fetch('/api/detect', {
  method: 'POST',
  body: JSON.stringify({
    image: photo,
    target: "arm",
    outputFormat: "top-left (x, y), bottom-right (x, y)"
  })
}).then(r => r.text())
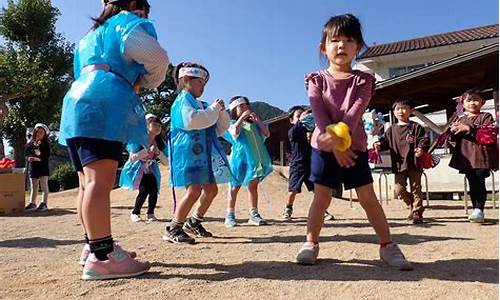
top-left (215, 110), bottom-right (230, 137)
top-left (251, 113), bottom-right (270, 138)
top-left (228, 110), bottom-right (252, 138)
top-left (124, 26), bottom-right (169, 89)
top-left (416, 124), bottom-right (430, 152)
top-left (342, 74), bottom-right (375, 133)
top-left (182, 100), bottom-right (222, 131)
top-left (307, 73), bottom-right (331, 133)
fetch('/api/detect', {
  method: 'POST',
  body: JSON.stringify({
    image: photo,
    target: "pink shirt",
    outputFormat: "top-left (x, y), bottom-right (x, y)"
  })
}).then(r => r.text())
top-left (306, 69), bottom-right (375, 152)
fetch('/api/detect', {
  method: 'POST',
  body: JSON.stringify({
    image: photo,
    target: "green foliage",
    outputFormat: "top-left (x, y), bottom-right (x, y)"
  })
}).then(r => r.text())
top-left (50, 162), bottom-right (78, 190)
top-left (0, 0), bottom-right (73, 165)
top-left (139, 63), bottom-right (177, 128)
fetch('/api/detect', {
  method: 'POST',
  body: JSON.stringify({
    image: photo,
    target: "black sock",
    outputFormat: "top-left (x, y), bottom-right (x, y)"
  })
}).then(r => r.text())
top-left (190, 216), bottom-right (202, 225)
top-left (89, 236), bottom-right (114, 261)
top-left (84, 233), bottom-right (89, 244)
top-left (286, 204), bottom-right (293, 209)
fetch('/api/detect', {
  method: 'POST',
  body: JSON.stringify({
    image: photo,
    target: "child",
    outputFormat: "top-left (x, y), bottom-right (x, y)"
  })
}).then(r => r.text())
top-left (164, 62), bottom-right (231, 243)
top-left (449, 88), bottom-right (498, 222)
top-left (296, 14), bottom-right (412, 270)
top-left (58, 0), bottom-right (168, 280)
top-left (223, 96), bottom-right (273, 228)
top-left (374, 99), bottom-right (429, 224)
top-left (24, 123), bottom-right (50, 212)
top-left (119, 114), bottom-right (167, 223)
top-left (282, 107), bottom-right (335, 221)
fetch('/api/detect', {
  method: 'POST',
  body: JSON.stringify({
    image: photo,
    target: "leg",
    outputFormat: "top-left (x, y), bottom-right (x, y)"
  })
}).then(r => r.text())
top-left (172, 184), bottom-right (202, 223)
top-left (408, 169), bottom-right (424, 214)
top-left (29, 177), bottom-right (39, 204)
top-left (287, 191), bottom-right (298, 207)
top-left (39, 176), bottom-right (49, 204)
top-left (132, 175), bottom-right (149, 216)
top-left (247, 178), bottom-right (259, 210)
top-left (305, 184), bottom-right (332, 243)
top-left (466, 171), bottom-right (487, 211)
top-left (194, 183), bottom-right (218, 218)
top-left (394, 171), bottom-right (412, 208)
top-left (146, 175), bottom-right (159, 216)
top-left (225, 184), bottom-right (241, 228)
top-left (355, 183), bottom-right (391, 244)
top-left (76, 171), bottom-right (86, 234)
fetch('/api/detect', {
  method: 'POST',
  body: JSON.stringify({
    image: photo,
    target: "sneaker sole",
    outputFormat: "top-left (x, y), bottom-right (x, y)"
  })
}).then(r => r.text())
top-left (183, 226), bottom-right (213, 238)
top-left (224, 222), bottom-right (237, 228)
top-left (248, 219), bottom-right (267, 226)
top-left (296, 257), bottom-right (317, 265)
top-left (381, 259), bottom-right (414, 271)
top-left (81, 268), bottom-right (149, 280)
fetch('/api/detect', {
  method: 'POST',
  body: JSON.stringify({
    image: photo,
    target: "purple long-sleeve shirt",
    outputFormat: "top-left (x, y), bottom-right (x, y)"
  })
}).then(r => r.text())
top-left (306, 69), bottom-right (375, 152)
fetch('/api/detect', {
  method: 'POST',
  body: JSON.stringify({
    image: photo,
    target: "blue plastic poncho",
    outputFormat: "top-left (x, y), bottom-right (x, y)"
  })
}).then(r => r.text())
top-left (119, 143), bottom-right (163, 192)
top-left (224, 120), bottom-right (273, 187)
top-left (59, 11), bottom-right (158, 147)
top-left (168, 90), bottom-right (232, 187)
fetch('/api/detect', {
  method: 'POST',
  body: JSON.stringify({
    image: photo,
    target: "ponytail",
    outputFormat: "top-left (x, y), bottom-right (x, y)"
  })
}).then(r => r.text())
top-left (91, 0), bottom-right (151, 30)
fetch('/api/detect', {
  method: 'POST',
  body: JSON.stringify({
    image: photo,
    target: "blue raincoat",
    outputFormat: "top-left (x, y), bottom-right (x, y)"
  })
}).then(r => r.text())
top-left (224, 120), bottom-right (273, 187)
top-left (59, 11), bottom-right (158, 147)
top-left (119, 143), bottom-right (164, 192)
top-left (168, 90), bottom-right (232, 187)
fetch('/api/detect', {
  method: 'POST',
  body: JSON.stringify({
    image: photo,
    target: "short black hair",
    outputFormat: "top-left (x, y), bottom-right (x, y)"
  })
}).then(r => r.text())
top-left (460, 88), bottom-right (485, 103)
top-left (392, 98), bottom-right (415, 110)
top-left (288, 105), bottom-right (305, 118)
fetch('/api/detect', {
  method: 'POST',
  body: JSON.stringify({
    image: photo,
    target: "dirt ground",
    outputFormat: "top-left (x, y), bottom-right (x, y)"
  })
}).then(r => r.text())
top-left (0, 169), bottom-right (498, 300)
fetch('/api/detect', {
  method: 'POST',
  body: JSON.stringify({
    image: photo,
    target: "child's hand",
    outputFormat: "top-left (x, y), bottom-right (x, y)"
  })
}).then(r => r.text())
top-left (415, 147), bottom-right (423, 158)
top-left (333, 148), bottom-right (358, 168)
top-left (450, 122), bottom-right (470, 134)
top-left (214, 98), bottom-right (225, 111)
top-left (317, 132), bottom-right (339, 152)
top-left (373, 141), bottom-right (381, 151)
top-left (239, 110), bottom-right (252, 122)
top-left (248, 112), bottom-right (261, 123)
top-left (133, 80), bottom-right (141, 94)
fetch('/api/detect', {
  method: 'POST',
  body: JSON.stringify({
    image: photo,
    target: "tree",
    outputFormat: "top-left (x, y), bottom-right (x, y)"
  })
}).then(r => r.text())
top-left (0, 0), bottom-right (73, 166)
top-left (140, 63), bottom-right (177, 127)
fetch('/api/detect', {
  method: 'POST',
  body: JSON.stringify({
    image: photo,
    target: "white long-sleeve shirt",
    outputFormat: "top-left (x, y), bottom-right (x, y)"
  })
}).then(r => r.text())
top-left (182, 100), bottom-right (229, 136)
top-left (124, 26), bottom-right (169, 89)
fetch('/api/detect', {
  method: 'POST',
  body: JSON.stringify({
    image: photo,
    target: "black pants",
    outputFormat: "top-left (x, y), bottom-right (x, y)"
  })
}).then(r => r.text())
top-left (132, 174), bottom-right (158, 215)
top-left (464, 169), bottom-right (490, 211)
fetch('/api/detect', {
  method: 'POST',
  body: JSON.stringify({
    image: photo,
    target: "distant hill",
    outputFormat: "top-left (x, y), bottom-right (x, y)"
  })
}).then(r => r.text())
top-left (250, 101), bottom-right (286, 121)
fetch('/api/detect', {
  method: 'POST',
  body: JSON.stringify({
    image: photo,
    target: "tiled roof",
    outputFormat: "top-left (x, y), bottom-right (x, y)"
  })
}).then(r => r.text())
top-left (359, 24), bottom-right (498, 59)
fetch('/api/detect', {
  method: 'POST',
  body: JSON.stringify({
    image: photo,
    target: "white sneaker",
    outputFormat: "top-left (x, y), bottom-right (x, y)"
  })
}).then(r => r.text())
top-left (146, 214), bottom-right (158, 223)
top-left (130, 214), bottom-right (141, 223)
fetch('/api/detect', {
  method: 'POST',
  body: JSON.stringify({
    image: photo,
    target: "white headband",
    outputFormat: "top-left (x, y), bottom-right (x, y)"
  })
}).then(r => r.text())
top-left (145, 113), bottom-right (157, 121)
top-left (178, 67), bottom-right (208, 81)
top-left (229, 97), bottom-right (248, 111)
top-left (34, 123), bottom-right (50, 135)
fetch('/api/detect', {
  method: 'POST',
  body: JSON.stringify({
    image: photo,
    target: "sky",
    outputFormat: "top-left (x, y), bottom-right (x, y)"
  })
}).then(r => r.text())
top-left (1, 0), bottom-right (499, 151)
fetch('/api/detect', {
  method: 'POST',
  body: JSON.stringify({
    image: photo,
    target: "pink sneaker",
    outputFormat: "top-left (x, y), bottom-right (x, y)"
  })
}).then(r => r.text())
top-left (79, 243), bottom-right (137, 266)
top-left (81, 244), bottom-right (150, 280)
top-left (296, 242), bottom-right (319, 265)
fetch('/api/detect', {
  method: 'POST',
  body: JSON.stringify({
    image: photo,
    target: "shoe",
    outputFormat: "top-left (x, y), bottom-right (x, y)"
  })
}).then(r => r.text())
top-left (324, 211), bottom-right (335, 221)
top-left (79, 243), bottom-right (137, 266)
top-left (379, 243), bottom-right (413, 271)
top-left (296, 242), bottom-right (319, 265)
top-left (162, 226), bottom-right (195, 244)
top-left (25, 203), bottom-right (37, 211)
top-left (225, 211), bottom-right (237, 228)
top-left (81, 244), bottom-right (150, 280)
top-left (35, 202), bottom-right (48, 212)
top-left (130, 213), bottom-right (141, 223)
top-left (146, 214), bottom-right (158, 223)
top-left (282, 207), bottom-right (293, 220)
top-left (406, 211), bottom-right (413, 221)
top-left (468, 208), bottom-right (485, 223)
top-left (411, 211), bottom-right (423, 224)
top-left (184, 218), bottom-right (213, 237)
top-left (248, 210), bottom-right (268, 226)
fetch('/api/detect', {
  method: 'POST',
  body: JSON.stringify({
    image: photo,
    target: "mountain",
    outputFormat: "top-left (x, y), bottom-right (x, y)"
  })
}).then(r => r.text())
top-left (250, 101), bottom-right (286, 121)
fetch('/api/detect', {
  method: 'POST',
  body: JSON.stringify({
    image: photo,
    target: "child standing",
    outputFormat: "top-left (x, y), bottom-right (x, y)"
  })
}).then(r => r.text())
top-left (296, 14), bottom-right (412, 270)
top-left (223, 96), bottom-right (273, 228)
top-left (374, 99), bottom-right (429, 224)
top-left (164, 62), bottom-right (231, 243)
top-left (24, 123), bottom-right (51, 212)
top-left (120, 114), bottom-right (167, 223)
top-left (449, 89), bottom-right (498, 222)
top-left (59, 0), bottom-right (168, 280)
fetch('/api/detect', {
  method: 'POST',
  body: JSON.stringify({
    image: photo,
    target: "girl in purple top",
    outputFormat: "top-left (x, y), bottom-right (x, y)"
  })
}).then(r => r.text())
top-left (296, 14), bottom-right (412, 270)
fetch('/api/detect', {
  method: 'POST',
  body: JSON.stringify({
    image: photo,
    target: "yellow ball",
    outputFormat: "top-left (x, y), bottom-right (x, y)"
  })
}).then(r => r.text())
top-left (326, 122), bottom-right (351, 152)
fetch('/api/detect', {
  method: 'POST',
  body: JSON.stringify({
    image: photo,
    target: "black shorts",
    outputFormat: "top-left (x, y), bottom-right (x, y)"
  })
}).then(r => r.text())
top-left (288, 163), bottom-right (314, 193)
top-left (66, 137), bottom-right (123, 172)
top-left (309, 148), bottom-right (373, 190)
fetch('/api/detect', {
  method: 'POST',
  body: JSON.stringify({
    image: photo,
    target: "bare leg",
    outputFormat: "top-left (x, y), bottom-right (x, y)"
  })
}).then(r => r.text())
top-left (355, 183), bottom-right (391, 244)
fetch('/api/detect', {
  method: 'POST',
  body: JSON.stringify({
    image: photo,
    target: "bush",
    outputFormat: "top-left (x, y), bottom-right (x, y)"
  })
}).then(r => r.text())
top-left (50, 162), bottom-right (78, 190)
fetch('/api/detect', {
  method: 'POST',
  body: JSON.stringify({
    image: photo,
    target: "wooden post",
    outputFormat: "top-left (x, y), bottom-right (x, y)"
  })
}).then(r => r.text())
top-left (280, 140), bottom-right (285, 166)
top-left (493, 90), bottom-right (499, 122)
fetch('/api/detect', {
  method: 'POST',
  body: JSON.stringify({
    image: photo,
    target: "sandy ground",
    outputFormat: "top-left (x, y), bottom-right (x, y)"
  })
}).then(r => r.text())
top-left (0, 169), bottom-right (498, 300)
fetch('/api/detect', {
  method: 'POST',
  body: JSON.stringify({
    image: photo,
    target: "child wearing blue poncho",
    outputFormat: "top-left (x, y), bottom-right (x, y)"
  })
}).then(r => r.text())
top-left (119, 114), bottom-right (167, 223)
top-left (223, 96), bottom-right (273, 228)
top-left (163, 62), bottom-right (231, 244)
top-left (58, 0), bottom-right (168, 280)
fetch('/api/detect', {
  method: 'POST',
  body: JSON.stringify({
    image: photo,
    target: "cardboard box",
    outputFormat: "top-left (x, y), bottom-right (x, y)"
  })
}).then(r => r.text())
top-left (0, 173), bottom-right (25, 215)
